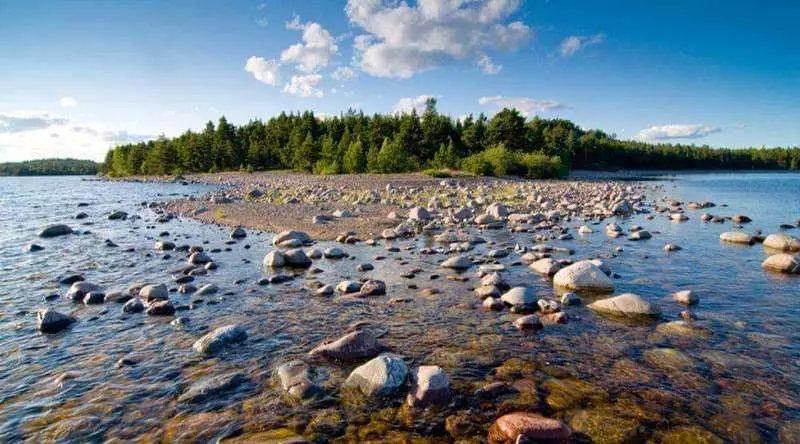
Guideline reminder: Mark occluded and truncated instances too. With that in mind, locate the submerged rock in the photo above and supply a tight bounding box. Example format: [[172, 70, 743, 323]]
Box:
[[38, 224, 73, 238], [66, 281, 101, 302], [178, 372, 247, 403], [553, 261, 615, 293], [656, 320, 713, 337], [588, 293, 661, 320], [309, 329, 383, 361], [343, 354, 408, 397], [488, 412, 572, 443], [513, 314, 543, 331], [37, 309, 75, 333], [276, 360, 322, 400], [193, 324, 248, 355]]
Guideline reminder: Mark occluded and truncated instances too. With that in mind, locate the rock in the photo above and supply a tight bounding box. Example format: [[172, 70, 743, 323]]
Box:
[[578, 225, 593, 235], [195, 284, 218, 296], [560, 292, 581, 305], [611, 200, 633, 215], [569, 407, 642, 444], [529, 258, 562, 276], [538, 299, 560, 314], [628, 230, 652, 240], [513, 315, 543, 331], [656, 320, 713, 337], [193, 324, 248, 355], [356, 263, 374, 272], [314, 285, 334, 296], [178, 372, 247, 403], [65, 281, 101, 302], [670, 213, 688, 222], [440, 255, 471, 270], [309, 329, 383, 361], [146, 300, 175, 316], [39, 224, 73, 238], [720, 231, 754, 245], [336, 280, 362, 294], [476, 285, 501, 299], [732, 214, 751, 223], [357, 280, 386, 296], [488, 412, 572, 443], [230, 227, 247, 239], [37, 309, 75, 333], [659, 426, 723, 444], [122, 298, 144, 313], [483, 297, 504, 310], [553, 261, 615, 293], [408, 206, 431, 221], [643, 347, 694, 372], [139, 284, 168, 302], [276, 360, 322, 400], [487, 202, 509, 219], [541, 312, 568, 325], [672, 290, 698, 305], [761, 253, 800, 274], [26, 243, 44, 252], [763, 233, 800, 252], [343, 354, 408, 397], [188, 251, 212, 265], [333, 209, 352, 218], [664, 243, 682, 252], [284, 248, 312, 267], [323, 247, 347, 258], [306, 248, 322, 259], [108, 211, 127, 220], [500, 287, 536, 310], [407, 365, 450, 407], [588, 293, 662, 320], [272, 229, 311, 246], [83, 292, 105, 305], [155, 240, 175, 251], [263, 250, 286, 268]]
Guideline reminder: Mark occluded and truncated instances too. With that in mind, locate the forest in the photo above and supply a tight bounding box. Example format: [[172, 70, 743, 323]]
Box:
[[0, 158, 99, 176], [100, 99, 800, 179]]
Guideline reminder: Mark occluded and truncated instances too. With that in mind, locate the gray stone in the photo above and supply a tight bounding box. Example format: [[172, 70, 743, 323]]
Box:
[[38, 224, 73, 238], [343, 354, 408, 397], [193, 324, 248, 355], [37, 309, 75, 333], [309, 329, 383, 361]]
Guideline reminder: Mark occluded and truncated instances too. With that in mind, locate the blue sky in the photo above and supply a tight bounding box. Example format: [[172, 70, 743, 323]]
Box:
[[0, 0, 798, 161]]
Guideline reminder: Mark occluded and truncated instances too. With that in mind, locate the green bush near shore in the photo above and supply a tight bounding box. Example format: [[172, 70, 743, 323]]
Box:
[[460, 145, 568, 179]]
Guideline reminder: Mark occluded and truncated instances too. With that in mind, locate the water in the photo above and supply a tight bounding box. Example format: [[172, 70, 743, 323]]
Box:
[[0, 173, 798, 442]]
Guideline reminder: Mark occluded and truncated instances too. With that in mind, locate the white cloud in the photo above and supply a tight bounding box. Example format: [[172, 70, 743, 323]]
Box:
[[331, 66, 356, 81], [59, 97, 77, 108], [392, 95, 438, 114], [280, 16, 338, 73], [636, 124, 722, 141], [477, 54, 502, 74], [244, 56, 280, 85], [283, 74, 324, 98], [478, 96, 565, 117], [0, 111, 153, 162], [559, 33, 605, 57], [346, 0, 532, 79]]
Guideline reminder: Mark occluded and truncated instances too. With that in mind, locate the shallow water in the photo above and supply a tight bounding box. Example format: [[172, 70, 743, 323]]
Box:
[[0, 173, 798, 442]]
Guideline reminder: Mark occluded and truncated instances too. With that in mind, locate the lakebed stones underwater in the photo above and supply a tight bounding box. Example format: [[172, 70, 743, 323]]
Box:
[[2, 172, 799, 442]]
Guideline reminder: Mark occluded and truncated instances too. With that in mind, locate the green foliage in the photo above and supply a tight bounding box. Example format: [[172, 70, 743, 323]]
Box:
[[0, 158, 98, 176], [423, 168, 452, 178], [100, 107, 800, 178]]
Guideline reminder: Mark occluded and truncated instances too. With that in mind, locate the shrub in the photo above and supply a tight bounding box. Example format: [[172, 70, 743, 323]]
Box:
[[459, 144, 567, 179], [422, 168, 452, 178]]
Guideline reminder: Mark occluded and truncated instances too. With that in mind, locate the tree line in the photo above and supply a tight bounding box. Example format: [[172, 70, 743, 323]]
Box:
[[0, 158, 99, 176], [100, 98, 800, 178]]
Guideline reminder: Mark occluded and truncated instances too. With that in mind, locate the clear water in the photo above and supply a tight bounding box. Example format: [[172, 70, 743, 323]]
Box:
[[0, 173, 797, 442]]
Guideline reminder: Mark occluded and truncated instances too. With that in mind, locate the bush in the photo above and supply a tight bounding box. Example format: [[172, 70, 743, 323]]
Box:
[[422, 168, 452, 178], [459, 144, 567, 179]]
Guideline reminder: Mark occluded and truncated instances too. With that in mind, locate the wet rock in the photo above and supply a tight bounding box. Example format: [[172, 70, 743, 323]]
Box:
[[476, 285, 501, 299], [263, 250, 286, 268], [155, 240, 175, 251], [122, 298, 144, 313], [343, 354, 408, 397], [104, 291, 131, 303], [628, 230, 652, 241], [720, 231, 754, 245], [483, 297, 504, 310], [145, 300, 175, 316], [193, 324, 248, 355], [540, 312, 568, 325], [324, 247, 347, 258], [284, 248, 312, 267], [664, 243, 682, 252], [407, 365, 451, 407], [487, 412, 572, 443], [513, 314, 543, 331], [26, 243, 44, 252], [658, 425, 723, 444], [553, 261, 615, 293], [66, 281, 101, 302], [188, 251, 212, 264], [440, 255, 472, 270], [230, 226, 247, 239], [309, 329, 383, 361], [83, 292, 105, 305], [569, 406, 642, 444], [560, 292, 581, 305], [276, 360, 322, 400], [763, 233, 800, 252], [357, 279, 387, 296], [588, 293, 661, 320], [656, 320, 713, 337], [500, 287, 536, 311], [108, 210, 128, 220], [273, 229, 311, 246], [37, 309, 75, 333], [529, 258, 562, 276], [139, 283, 168, 302], [314, 284, 334, 296], [307, 408, 346, 438], [732, 214, 752, 223], [356, 263, 374, 272], [611, 199, 633, 215], [39, 224, 73, 238], [178, 372, 248, 403], [672, 290, 698, 305], [195, 283, 219, 296], [643, 347, 694, 372], [761, 253, 800, 274], [487, 202, 509, 219], [336, 280, 362, 294], [408, 206, 431, 221]]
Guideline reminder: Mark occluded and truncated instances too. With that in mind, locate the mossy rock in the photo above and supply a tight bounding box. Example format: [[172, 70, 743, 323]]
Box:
[[657, 425, 723, 444], [543, 378, 609, 411], [608, 359, 654, 386], [164, 412, 241, 443], [642, 348, 694, 373], [445, 412, 485, 439], [496, 379, 541, 414], [492, 357, 537, 381], [708, 414, 762, 444], [569, 406, 644, 444], [222, 428, 305, 443], [306, 408, 346, 438]]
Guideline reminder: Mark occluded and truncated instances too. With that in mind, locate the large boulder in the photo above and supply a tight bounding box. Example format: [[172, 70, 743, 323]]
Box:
[[37, 309, 75, 333], [763, 233, 800, 252], [309, 329, 383, 361], [193, 324, 248, 355], [762, 253, 800, 274], [273, 230, 311, 246], [407, 365, 451, 407], [553, 261, 615, 293], [343, 354, 408, 397], [488, 412, 572, 443], [284, 248, 312, 267], [588, 293, 662, 320], [39, 224, 73, 238], [720, 231, 754, 245]]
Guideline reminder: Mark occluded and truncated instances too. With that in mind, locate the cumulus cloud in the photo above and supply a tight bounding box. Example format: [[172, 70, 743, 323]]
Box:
[[59, 97, 77, 108], [559, 33, 605, 57], [346, 0, 532, 79], [331, 66, 357, 81], [281, 16, 338, 73], [636, 124, 722, 141], [393, 95, 438, 114], [477, 54, 502, 74], [283, 74, 324, 98], [0, 112, 154, 162], [478, 96, 565, 117], [244, 56, 280, 86]]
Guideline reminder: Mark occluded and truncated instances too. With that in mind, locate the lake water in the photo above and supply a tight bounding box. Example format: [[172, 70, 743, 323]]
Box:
[[0, 173, 798, 442]]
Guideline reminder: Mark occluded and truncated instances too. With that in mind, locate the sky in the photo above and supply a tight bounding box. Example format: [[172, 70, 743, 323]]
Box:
[[0, 0, 798, 162]]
